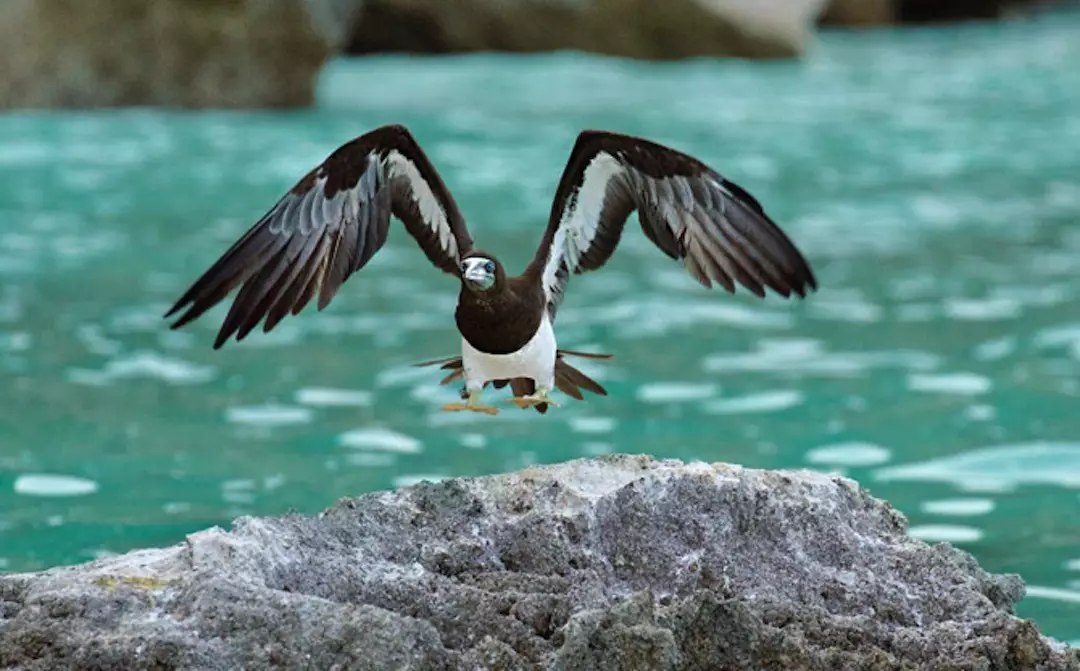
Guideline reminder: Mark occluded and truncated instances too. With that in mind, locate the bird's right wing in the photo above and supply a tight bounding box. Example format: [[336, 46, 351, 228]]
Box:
[[164, 124, 474, 348]]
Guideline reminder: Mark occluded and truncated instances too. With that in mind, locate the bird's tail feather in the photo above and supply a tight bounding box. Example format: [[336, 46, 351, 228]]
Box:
[[413, 350, 612, 414]]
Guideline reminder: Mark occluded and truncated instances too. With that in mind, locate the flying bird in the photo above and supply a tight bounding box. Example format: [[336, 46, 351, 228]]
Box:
[[164, 124, 817, 415]]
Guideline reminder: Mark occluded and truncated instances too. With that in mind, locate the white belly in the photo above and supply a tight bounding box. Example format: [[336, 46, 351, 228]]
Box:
[[461, 313, 556, 391]]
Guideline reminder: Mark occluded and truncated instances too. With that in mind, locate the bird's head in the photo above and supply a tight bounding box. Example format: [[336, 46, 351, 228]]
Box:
[[459, 252, 501, 293]]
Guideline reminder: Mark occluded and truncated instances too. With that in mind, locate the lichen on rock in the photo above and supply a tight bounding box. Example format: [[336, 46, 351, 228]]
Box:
[[0, 454, 1077, 670]]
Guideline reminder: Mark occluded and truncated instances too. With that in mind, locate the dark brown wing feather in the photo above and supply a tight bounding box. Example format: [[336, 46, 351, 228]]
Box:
[[164, 124, 474, 349], [527, 130, 818, 318]]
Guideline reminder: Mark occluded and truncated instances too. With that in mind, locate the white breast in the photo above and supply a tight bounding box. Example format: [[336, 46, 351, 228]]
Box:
[[461, 313, 557, 391]]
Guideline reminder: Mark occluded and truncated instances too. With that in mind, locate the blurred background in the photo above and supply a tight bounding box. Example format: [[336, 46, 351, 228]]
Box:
[[1, 0, 1079, 644]]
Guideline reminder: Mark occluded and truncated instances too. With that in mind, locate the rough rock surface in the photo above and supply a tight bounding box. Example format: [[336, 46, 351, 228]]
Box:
[[0, 454, 1076, 670], [0, 0, 353, 109], [344, 0, 828, 60]]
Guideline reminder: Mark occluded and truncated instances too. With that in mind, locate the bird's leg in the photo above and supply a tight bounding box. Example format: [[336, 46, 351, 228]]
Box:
[[507, 386, 560, 409], [441, 387, 499, 415]]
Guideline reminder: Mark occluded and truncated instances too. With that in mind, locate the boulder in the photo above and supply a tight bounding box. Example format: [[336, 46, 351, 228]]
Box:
[[819, 0, 1061, 25], [344, 0, 828, 60], [0, 454, 1076, 670], [0, 0, 353, 109]]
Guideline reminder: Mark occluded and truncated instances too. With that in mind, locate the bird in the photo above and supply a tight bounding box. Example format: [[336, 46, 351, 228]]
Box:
[[163, 124, 817, 415]]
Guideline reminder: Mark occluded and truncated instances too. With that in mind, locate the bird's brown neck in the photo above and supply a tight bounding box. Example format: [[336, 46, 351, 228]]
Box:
[[455, 276, 545, 355]]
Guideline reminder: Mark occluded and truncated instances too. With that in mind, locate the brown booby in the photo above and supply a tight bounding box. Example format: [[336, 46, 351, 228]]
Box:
[[164, 124, 817, 415]]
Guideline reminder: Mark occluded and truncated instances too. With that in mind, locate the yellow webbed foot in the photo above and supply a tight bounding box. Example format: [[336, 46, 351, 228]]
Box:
[[440, 400, 500, 415]]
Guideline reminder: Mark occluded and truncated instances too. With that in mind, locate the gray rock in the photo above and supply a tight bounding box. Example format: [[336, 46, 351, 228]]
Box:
[[0, 0, 354, 109], [0, 454, 1076, 670]]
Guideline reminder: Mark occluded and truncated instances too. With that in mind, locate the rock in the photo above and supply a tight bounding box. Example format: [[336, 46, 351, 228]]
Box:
[[819, 0, 1059, 26], [0, 454, 1076, 670], [819, 0, 896, 26], [0, 0, 354, 109], [343, 0, 828, 60]]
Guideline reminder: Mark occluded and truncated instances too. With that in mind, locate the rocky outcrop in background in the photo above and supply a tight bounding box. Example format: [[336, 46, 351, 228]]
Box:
[[0, 0, 1064, 108], [0, 0, 356, 109], [1, 454, 1076, 670]]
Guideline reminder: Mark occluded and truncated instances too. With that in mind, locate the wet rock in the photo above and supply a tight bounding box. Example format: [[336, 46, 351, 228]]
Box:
[[1, 454, 1076, 670], [0, 0, 353, 109], [343, 0, 828, 60]]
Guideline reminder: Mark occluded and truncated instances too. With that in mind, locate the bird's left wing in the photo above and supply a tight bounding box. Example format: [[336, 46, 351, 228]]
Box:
[[527, 130, 817, 318], [164, 124, 474, 349]]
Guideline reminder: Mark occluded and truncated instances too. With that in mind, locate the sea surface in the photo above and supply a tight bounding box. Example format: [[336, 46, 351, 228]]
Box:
[[2, 8, 1079, 643]]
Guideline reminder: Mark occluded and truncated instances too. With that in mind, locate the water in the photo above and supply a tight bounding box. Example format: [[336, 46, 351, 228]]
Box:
[[2, 9, 1080, 643]]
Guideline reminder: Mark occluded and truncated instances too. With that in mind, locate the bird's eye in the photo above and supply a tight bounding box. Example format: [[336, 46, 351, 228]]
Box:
[[459, 263, 468, 273], [484, 261, 495, 273]]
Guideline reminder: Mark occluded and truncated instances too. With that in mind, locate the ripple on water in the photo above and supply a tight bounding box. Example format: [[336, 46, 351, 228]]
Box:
[[562, 296, 793, 335], [943, 297, 1022, 321], [907, 372, 992, 396], [0, 332, 30, 352], [703, 390, 804, 415], [568, 416, 616, 434], [805, 442, 892, 468], [339, 427, 422, 453], [973, 337, 1016, 362], [459, 433, 487, 449], [907, 524, 984, 544], [920, 498, 996, 516], [13, 474, 99, 497], [294, 387, 372, 407], [67, 351, 215, 386], [224, 404, 314, 427], [874, 442, 1080, 490], [636, 382, 718, 404], [703, 338, 941, 378]]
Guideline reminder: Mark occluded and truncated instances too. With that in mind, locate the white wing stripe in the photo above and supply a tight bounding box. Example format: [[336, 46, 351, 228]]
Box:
[[542, 151, 624, 305], [385, 149, 458, 260]]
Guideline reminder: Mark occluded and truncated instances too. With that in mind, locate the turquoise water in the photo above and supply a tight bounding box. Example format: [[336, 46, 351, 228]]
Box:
[[3, 10, 1080, 642]]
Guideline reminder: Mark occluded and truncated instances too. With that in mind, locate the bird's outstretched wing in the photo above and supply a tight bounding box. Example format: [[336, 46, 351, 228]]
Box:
[[164, 124, 474, 348], [527, 130, 817, 318]]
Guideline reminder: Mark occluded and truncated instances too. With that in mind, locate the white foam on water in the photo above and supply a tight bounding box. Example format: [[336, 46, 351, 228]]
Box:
[[581, 442, 613, 456], [225, 404, 314, 427], [1033, 323, 1080, 348], [563, 296, 793, 334], [908, 524, 984, 544], [805, 442, 892, 467], [1065, 558, 1080, 571], [67, 351, 215, 386], [394, 474, 449, 488], [568, 416, 616, 434], [458, 433, 487, 449], [964, 404, 996, 421], [703, 389, 804, 415], [13, 474, 99, 497], [344, 452, 397, 468], [377, 363, 443, 388], [808, 298, 884, 323], [920, 498, 995, 516], [703, 338, 941, 377], [339, 427, 422, 454], [294, 387, 372, 407], [0, 332, 30, 352], [973, 337, 1015, 361], [875, 442, 1080, 490], [162, 502, 192, 515], [943, 297, 1022, 321], [0, 558, 8, 570], [1023, 586, 1080, 605], [636, 382, 718, 404], [907, 372, 992, 395]]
